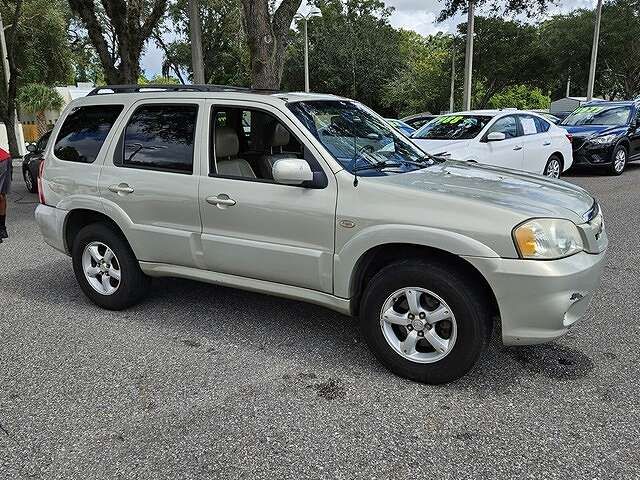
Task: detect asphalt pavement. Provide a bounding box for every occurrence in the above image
[1,162,639,479]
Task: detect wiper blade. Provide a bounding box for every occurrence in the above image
[352,161,403,173]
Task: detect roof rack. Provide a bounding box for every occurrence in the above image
[87,84,281,96]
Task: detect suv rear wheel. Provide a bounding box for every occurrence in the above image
[359,259,491,384]
[72,223,149,310]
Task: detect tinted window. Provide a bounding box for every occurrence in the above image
[54,105,123,163]
[534,116,551,133]
[122,104,198,174]
[487,116,518,139]
[413,115,492,140]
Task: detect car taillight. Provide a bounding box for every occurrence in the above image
[37,160,45,204]
[566,133,573,144]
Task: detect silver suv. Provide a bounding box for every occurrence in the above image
[35,85,608,384]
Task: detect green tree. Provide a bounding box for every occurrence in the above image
[17,84,65,137]
[438,0,558,21]
[282,0,404,113]
[155,0,250,85]
[0,0,73,156]
[68,0,168,84]
[488,84,550,109]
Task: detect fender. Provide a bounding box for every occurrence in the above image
[333,224,500,298]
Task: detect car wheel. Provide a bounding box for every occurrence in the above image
[23,167,37,193]
[544,156,562,178]
[609,144,627,175]
[72,223,150,310]
[359,259,491,384]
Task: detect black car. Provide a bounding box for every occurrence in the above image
[22,131,51,193]
[400,112,437,130]
[561,100,640,175]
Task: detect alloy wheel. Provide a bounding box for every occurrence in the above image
[614,149,626,173]
[379,287,457,363]
[81,241,121,295]
[545,159,561,178]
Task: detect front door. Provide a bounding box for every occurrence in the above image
[197,101,337,293]
[478,115,524,170]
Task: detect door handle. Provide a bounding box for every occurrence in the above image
[513,145,523,151]
[108,183,135,194]
[206,194,236,207]
[543,141,552,146]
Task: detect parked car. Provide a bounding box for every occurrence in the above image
[400,112,437,130]
[385,118,416,137]
[22,131,51,193]
[560,100,640,175]
[410,109,573,178]
[35,85,607,384]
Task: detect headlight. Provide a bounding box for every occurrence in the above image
[590,134,618,144]
[513,218,583,259]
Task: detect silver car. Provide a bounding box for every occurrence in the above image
[35,86,608,384]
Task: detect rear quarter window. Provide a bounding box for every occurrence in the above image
[54,105,123,163]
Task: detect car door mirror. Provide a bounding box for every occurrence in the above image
[26,143,37,153]
[486,132,507,142]
[272,158,314,186]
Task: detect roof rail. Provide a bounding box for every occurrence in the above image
[87,84,281,96]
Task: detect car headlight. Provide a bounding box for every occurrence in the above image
[590,134,618,144]
[513,218,583,259]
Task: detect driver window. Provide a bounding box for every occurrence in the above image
[487,116,519,139]
[210,107,303,181]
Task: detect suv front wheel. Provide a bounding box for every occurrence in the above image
[360,259,491,384]
[72,223,150,310]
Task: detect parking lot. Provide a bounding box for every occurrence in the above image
[0,162,638,479]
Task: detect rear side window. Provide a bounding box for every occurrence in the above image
[54,105,123,163]
[534,116,551,133]
[122,104,198,174]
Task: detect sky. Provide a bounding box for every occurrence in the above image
[140,0,596,78]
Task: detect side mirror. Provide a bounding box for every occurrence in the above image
[486,131,507,142]
[26,143,37,153]
[272,158,314,186]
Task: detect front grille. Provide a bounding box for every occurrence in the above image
[582,200,598,223]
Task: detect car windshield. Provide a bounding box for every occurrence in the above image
[561,105,632,126]
[287,100,434,176]
[412,115,492,140]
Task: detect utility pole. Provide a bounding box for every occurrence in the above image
[566,75,571,97]
[188,0,205,84]
[0,13,21,154]
[462,0,475,111]
[449,39,456,113]
[586,0,603,101]
[295,9,322,93]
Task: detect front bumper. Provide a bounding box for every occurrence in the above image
[35,204,68,254]
[572,143,615,167]
[465,250,607,345]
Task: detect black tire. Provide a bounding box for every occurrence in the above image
[359,259,491,384]
[608,144,627,176]
[543,155,562,178]
[23,167,37,193]
[71,223,150,310]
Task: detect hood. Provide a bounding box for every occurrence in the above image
[562,124,627,139]
[410,138,470,154]
[372,161,594,222]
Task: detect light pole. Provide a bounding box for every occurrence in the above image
[294,9,322,93]
[586,0,603,101]
[462,0,475,111]
[450,37,457,113]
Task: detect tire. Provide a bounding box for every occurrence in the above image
[71,223,150,310]
[359,259,491,384]
[544,155,562,178]
[23,167,37,193]
[609,144,627,176]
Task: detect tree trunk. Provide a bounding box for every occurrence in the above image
[241,0,301,89]
[36,111,47,138]
[3,114,20,158]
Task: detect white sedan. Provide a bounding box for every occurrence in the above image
[410,109,573,178]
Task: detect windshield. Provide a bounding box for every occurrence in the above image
[412,115,492,140]
[287,100,434,176]
[561,105,632,126]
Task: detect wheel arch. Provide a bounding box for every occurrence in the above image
[63,208,129,255]
[348,243,500,325]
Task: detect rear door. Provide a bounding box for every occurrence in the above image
[476,115,524,170]
[98,99,205,268]
[517,114,553,174]
[630,106,640,160]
